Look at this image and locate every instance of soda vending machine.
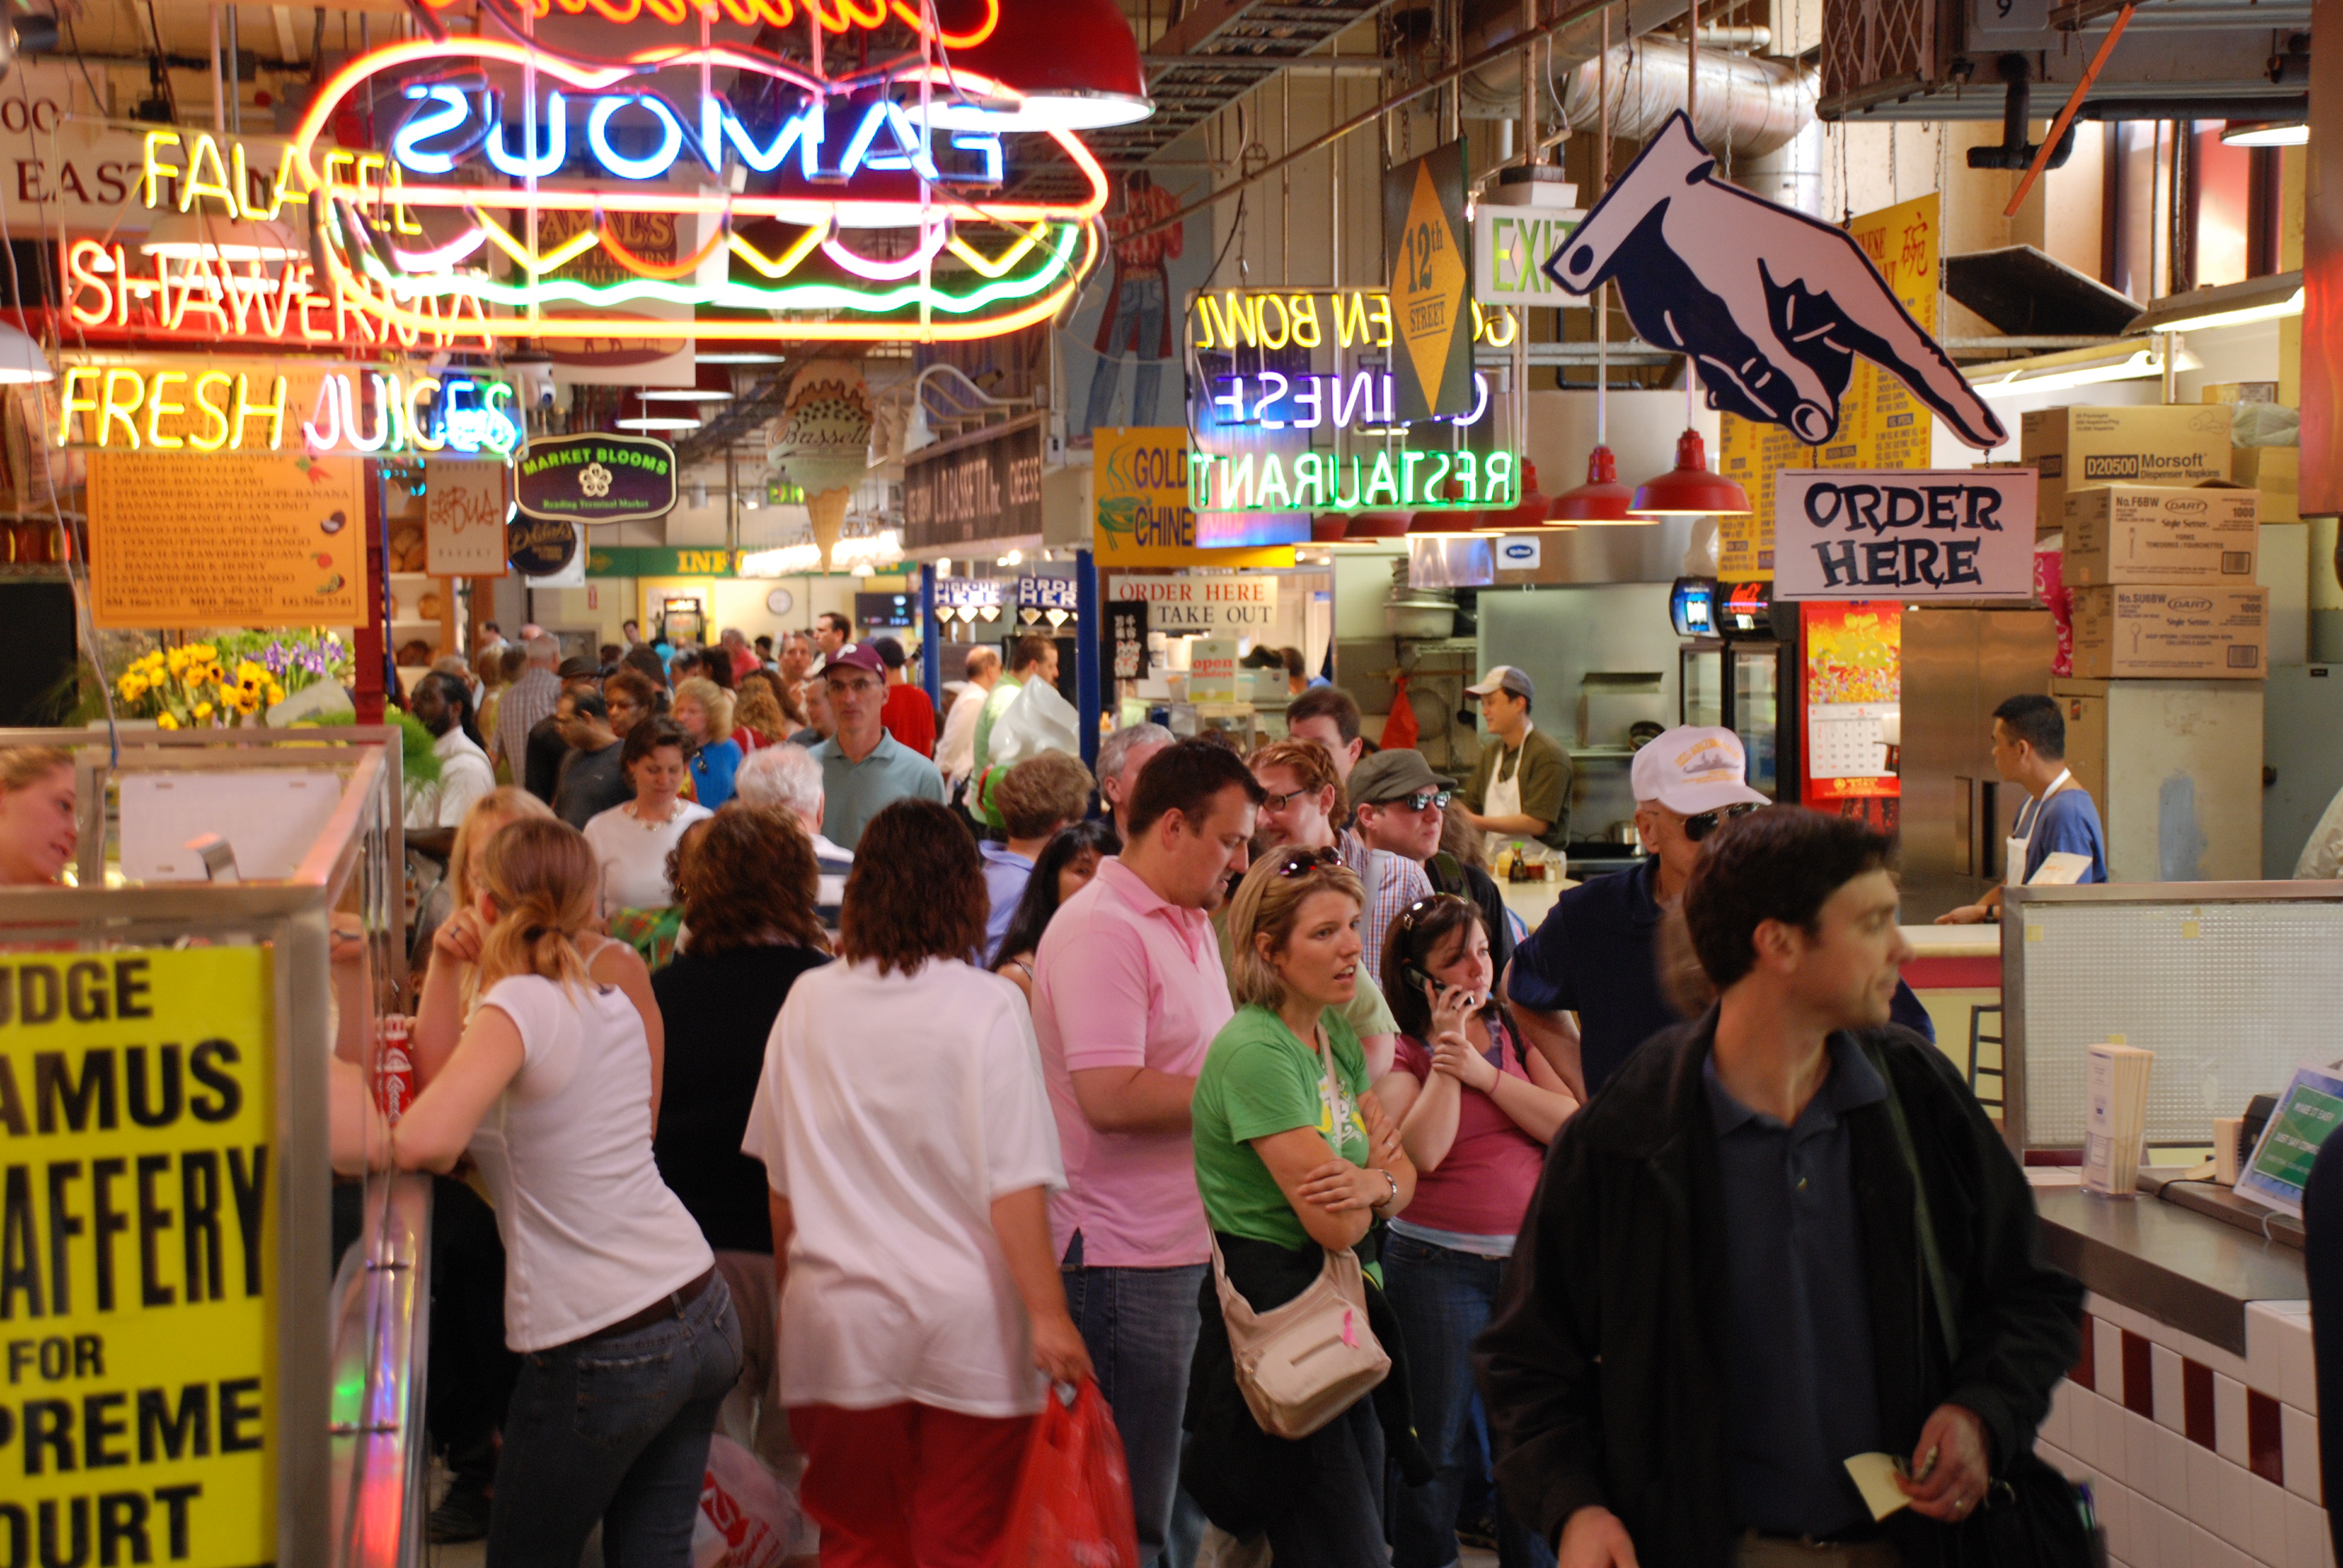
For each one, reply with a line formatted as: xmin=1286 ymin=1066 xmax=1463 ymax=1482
xmin=1677 ymin=580 xmax=1799 ymax=800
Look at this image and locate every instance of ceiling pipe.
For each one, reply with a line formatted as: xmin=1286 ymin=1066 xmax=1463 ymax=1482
xmin=1555 ymin=38 xmax=1816 ymax=157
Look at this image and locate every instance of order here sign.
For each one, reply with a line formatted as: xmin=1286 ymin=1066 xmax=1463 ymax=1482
xmin=1106 ymin=574 xmax=1280 ymax=633
xmin=0 ymin=947 xmax=277 ymax=1567
xmin=1771 ymin=469 xmax=2037 ymax=600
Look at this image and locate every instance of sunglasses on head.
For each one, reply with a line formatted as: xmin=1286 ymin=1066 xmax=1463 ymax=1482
xmin=1396 ymin=892 xmax=1473 ymax=932
xmin=1682 ymin=802 xmax=1763 ymax=842
xmin=1274 ymin=846 xmax=1343 ymax=877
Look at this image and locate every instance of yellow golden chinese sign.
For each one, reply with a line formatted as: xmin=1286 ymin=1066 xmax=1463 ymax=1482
xmin=0 ymin=947 xmax=278 ymax=1566
xmin=1719 ymin=193 xmax=1941 ymax=581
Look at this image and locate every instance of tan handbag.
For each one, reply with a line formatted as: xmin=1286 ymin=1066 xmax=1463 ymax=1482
xmin=1207 ymin=1029 xmax=1391 ymax=1440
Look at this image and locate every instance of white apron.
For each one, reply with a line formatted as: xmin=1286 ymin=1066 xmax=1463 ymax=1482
xmin=1483 ymin=722 xmax=1530 ymax=866
xmin=2005 ymin=768 xmax=2074 ymax=887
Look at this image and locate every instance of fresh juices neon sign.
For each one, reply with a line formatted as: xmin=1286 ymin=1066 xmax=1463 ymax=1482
xmin=55 ymin=365 xmax=519 ymax=457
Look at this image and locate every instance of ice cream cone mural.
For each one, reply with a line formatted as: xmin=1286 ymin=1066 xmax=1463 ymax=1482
xmin=773 ymin=361 xmax=875 ymax=569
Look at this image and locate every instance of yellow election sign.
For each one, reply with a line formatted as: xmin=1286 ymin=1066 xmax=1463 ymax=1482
xmin=1 ymin=946 xmax=277 ymax=1567
xmin=1719 ymin=192 xmax=1940 ymax=580
xmin=1092 ymin=430 xmax=1294 ymax=568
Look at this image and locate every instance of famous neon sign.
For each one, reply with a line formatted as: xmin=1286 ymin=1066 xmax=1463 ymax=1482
xmin=1190 ymin=448 xmax=1518 ymax=515
xmin=289 ymin=33 xmax=1108 ymax=344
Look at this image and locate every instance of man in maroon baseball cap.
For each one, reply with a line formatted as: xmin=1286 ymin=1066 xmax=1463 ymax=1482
xmin=811 ymin=642 xmax=946 ymax=849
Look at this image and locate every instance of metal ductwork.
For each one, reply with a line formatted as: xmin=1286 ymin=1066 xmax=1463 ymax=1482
xmin=1557 ymin=39 xmax=1819 ymax=160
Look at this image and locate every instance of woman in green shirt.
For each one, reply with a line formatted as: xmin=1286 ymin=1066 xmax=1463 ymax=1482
xmin=1185 ymin=846 xmax=1429 ymax=1562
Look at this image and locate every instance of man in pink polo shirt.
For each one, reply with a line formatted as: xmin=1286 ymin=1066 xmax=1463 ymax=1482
xmin=1032 ymin=739 xmax=1264 ymax=1564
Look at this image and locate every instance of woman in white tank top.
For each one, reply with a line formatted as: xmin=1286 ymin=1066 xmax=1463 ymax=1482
xmin=339 ymin=816 xmax=738 ymax=1567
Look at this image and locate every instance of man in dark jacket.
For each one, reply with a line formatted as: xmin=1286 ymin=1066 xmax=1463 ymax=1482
xmin=1478 ymin=808 xmax=2080 ymax=1567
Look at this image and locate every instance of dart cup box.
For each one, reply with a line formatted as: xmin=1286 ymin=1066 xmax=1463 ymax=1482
xmin=2062 ymin=483 xmax=2259 ymax=585
xmin=2021 ymin=406 xmax=2233 ymax=526
xmin=2067 ymin=584 xmax=2268 ymax=678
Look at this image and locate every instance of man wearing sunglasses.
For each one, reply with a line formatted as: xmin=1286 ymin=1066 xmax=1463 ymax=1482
xmin=1510 ymin=728 xmax=1933 ymax=1103
xmin=1349 ymin=747 xmax=1516 ymax=981
xmin=1504 ymin=728 xmax=1779 ymax=1102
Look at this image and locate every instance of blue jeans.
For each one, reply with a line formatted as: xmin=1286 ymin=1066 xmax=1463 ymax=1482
xmin=1060 ymin=1232 xmax=1205 ymax=1566
xmin=1382 ymin=1231 xmax=1555 ymax=1568
xmin=487 ymin=1273 xmax=744 ymax=1568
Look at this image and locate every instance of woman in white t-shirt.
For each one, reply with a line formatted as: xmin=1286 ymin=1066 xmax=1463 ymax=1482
xmin=583 ymin=717 xmax=710 ymax=916
xmin=742 ymin=796 xmax=1089 ymax=1563
xmin=341 ymin=816 xmax=738 ymax=1567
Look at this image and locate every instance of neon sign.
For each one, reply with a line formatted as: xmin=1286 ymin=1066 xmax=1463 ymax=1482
xmin=1207 ymin=371 xmax=1491 ymax=434
xmin=1190 ymin=448 xmax=1518 ymax=515
xmin=289 ymin=35 xmax=1110 ymax=344
xmin=1187 ymin=289 xmax=1516 ymax=353
xmin=416 ymin=0 xmax=1001 ymax=46
xmin=54 ymin=365 xmax=519 ymax=457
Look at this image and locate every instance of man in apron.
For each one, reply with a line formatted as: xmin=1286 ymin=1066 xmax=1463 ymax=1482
xmin=1460 ymin=665 xmax=1573 ymax=871
xmin=1938 ymin=692 xmax=2106 ymax=924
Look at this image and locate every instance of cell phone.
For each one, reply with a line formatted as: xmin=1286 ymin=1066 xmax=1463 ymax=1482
xmin=1402 ymin=963 xmax=1438 ymax=1001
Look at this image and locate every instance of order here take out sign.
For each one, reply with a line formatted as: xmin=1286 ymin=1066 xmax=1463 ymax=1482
xmin=1107 ymin=574 xmax=1280 ymax=632
xmin=1772 ymin=468 xmax=2037 ymax=600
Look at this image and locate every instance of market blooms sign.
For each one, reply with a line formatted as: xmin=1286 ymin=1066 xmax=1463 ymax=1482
xmin=515 ymin=434 xmax=678 ymax=523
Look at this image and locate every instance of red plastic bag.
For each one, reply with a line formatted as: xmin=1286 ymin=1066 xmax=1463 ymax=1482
xmin=1381 ymin=676 xmax=1421 ymax=753
xmin=995 ymin=1380 xmax=1142 ymax=1568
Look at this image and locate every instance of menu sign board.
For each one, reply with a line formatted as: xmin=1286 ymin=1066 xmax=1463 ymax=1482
xmin=87 ymin=451 xmax=367 ymax=629
xmin=1106 ymin=573 xmax=1279 ymax=633
xmin=425 ymin=460 xmax=509 ymax=577
xmin=903 ymin=414 xmax=1046 ymax=551
xmin=1771 ymin=469 xmax=2037 ymax=599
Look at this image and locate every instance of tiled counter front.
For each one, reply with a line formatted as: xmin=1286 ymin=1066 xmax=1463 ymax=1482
xmin=2031 ymin=1186 xmax=2321 ymax=1568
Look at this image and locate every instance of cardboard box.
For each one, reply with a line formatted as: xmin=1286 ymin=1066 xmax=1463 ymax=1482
xmin=2020 ymin=405 xmax=2233 ymax=526
xmin=2063 ymin=483 xmax=2260 ymax=584
xmin=2202 ymin=382 xmax=2279 ymax=405
xmin=2068 ymin=584 xmax=2268 ymax=678
xmin=2232 ymin=446 xmax=2299 ymax=523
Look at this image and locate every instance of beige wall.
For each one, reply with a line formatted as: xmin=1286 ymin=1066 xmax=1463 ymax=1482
xmin=526 ymin=572 xmax=915 ymax=652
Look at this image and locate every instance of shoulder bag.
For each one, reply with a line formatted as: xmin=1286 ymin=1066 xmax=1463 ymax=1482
xmin=1208 ymin=1028 xmax=1391 ymax=1440
xmin=1863 ymin=1039 xmax=2102 ymax=1568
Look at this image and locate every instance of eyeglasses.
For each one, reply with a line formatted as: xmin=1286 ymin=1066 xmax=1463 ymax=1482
xmin=1275 ymin=846 xmax=1343 ymax=877
xmin=1383 ymin=789 xmax=1452 ymax=814
xmin=1682 ymin=802 xmax=1763 ymax=842
xmin=1260 ymin=788 xmax=1318 ymax=814
xmin=1396 ymin=892 xmax=1472 ymax=932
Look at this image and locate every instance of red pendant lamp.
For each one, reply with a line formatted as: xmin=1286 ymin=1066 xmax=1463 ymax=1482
xmin=1631 ymin=428 xmax=1751 ymax=517
xmin=920 ymin=0 xmax=1153 ymax=131
xmin=1548 ymin=443 xmax=1639 ymax=523
xmin=1477 ymin=460 xmax=1557 ymax=534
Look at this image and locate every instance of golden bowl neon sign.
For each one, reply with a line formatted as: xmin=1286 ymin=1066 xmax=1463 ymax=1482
xmin=289 ymin=31 xmax=1107 ymax=345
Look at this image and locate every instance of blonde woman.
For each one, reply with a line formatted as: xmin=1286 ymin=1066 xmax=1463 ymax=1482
xmin=671 ymin=677 xmax=741 ymax=808
xmin=0 ymin=745 xmax=76 ymax=886
xmin=1185 ymin=846 xmax=1429 ymax=1561
xmin=732 ymin=677 xmax=788 ymax=751
xmin=339 ymin=817 xmax=738 ymax=1567
xmin=415 ymin=786 xmax=664 ymax=1117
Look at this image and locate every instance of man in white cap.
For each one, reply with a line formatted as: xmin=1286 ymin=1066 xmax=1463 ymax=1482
xmin=1460 ymin=665 xmax=1571 ymax=864
xmin=1509 ymin=725 xmax=1933 ymax=1100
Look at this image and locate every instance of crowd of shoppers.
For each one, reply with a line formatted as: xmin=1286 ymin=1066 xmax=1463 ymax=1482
xmin=275 ymin=625 xmax=2088 ymax=1568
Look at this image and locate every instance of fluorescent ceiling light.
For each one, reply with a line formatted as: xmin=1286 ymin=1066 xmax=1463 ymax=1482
xmin=2129 ymin=270 xmax=2305 ymax=334
xmin=695 ymin=352 xmax=787 ymax=365
xmin=2222 ymin=121 xmax=2308 ymax=147
xmin=636 ymin=388 xmax=735 ymax=402
xmin=917 ymin=95 xmax=1155 ymax=132
xmin=1968 ymin=337 xmax=2186 ymax=399
xmin=614 ymin=414 xmax=701 ymax=431
xmin=141 ymin=210 xmax=304 ymax=261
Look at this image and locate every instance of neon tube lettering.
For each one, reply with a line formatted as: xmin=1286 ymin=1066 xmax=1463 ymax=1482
xmin=393 ymin=85 xmax=473 ymax=175
xmin=588 ymin=96 xmax=686 ymax=180
xmin=485 ymin=92 xmax=567 ymax=178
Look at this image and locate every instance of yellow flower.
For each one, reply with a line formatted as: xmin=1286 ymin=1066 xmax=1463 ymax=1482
xmin=237 ymin=659 xmax=270 ymax=696
xmin=266 ymin=684 xmax=285 ymax=706
xmin=166 ymin=647 xmax=191 ymax=675
xmin=156 ymin=712 xmax=179 ymax=730
xmin=192 ymin=701 xmax=213 ymax=720
xmin=188 ymin=644 xmax=216 ymax=662
xmin=117 ymin=673 xmax=146 ymax=701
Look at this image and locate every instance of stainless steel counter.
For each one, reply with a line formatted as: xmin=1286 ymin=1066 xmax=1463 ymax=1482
xmin=2034 ymin=1184 xmax=2308 ymax=1356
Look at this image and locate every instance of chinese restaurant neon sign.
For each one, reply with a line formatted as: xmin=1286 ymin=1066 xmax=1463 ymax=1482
xmin=289 ymin=27 xmax=1109 ymax=345
xmin=1191 ymin=448 xmax=1518 ymax=515
xmin=1187 ymin=288 xmax=1516 ymax=353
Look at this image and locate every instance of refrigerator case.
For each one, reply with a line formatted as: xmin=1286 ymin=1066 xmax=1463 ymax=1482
xmin=1897 ymin=607 xmax=2059 ymax=920
xmin=1679 ymin=638 xmax=1799 ymax=799
xmin=2263 ymin=664 xmax=2343 ymax=876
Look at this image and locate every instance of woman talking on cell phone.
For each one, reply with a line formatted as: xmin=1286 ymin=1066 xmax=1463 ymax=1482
xmin=1372 ymin=893 xmax=1579 ymax=1568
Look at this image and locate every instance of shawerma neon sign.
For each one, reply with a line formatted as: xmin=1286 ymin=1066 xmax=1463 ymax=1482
xmin=287 ymin=16 xmax=1111 ymax=345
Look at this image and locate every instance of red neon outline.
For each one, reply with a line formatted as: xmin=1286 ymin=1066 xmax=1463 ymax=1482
xmin=418 ymin=0 xmax=999 ymax=48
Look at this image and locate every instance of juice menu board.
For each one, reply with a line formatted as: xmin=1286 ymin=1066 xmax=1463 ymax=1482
xmin=88 ymin=451 xmax=367 ymax=629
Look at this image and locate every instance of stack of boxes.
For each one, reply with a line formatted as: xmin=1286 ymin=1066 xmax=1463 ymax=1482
xmin=2019 ymin=407 xmax=2270 ymax=883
